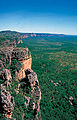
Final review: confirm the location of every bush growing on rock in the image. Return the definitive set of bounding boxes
[10,59,22,75]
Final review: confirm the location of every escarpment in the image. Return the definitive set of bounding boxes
[0,40,41,120]
[12,47,32,79]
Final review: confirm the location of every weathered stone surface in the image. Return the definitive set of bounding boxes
[13,47,32,80]
[0,43,41,120]
[0,84,15,119]
[0,69,12,82]
[17,57,32,79]
[25,69,39,89]
[25,69,41,114]
[12,47,32,80]
[0,46,32,80]
[12,47,31,61]
[15,69,41,119]
[0,47,13,66]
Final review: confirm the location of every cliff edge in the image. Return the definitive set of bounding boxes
[0,40,41,120]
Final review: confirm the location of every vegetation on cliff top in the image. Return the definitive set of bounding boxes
[22,35,77,120]
[0,32,41,120]
[0,31,77,120]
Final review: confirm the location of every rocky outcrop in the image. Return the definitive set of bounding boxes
[25,69,41,113]
[0,44,41,120]
[12,47,30,61]
[12,47,32,79]
[0,84,15,119]
[0,69,12,81]
[18,69,41,120]
[0,47,13,66]
[17,40,23,44]
[0,69,12,87]
[30,34,36,37]
[0,46,32,79]
[17,57,32,79]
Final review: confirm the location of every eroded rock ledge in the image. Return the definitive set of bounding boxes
[0,43,41,120]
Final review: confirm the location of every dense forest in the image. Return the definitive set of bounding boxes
[0,31,77,120]
[18,35,77,120]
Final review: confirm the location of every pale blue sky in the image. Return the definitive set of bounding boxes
[0,0,77,35]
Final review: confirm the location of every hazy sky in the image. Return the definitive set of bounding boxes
[0,0,77,35]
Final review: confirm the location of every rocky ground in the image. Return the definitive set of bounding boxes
[0,39,41,120]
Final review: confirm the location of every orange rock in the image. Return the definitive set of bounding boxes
[17,40,23,44]
[18,57,32,80]
[30,34,33,37]
[23,35,28,38]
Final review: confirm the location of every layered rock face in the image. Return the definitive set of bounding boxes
[17,57,32,79]
[0,46,32,80]
[12,47,32,79]
[0,43,41,119]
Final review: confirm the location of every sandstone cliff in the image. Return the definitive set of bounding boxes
[0,40,41,120]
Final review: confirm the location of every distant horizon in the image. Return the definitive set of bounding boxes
[0,0,77,36]
[0,29,77,36]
